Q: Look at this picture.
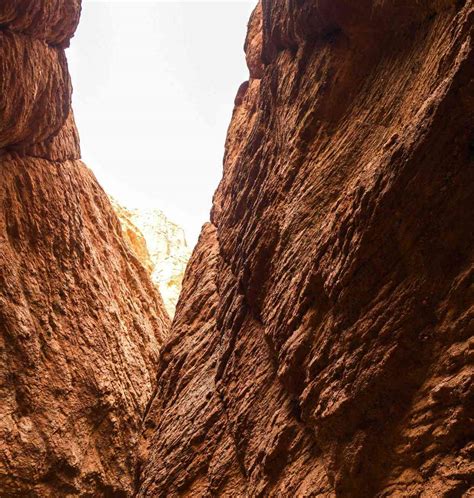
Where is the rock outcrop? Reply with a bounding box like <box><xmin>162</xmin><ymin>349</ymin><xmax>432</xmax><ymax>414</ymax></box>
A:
<box><xmin>0</xmin><ymin>2</ymin><xmax>169</xmax><ymax>496</ymax></box>
<box><xmin>112</xmin><ymin>200</ymin><xmax>191</xmax><ymax>318</ymax></box>
<box><xmin>138</xmin><ymin>1</ymin><xmax>473</xmax><ymax>497</ymax></box>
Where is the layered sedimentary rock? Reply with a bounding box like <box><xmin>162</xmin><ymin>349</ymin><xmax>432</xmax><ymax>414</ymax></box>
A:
<box><xmin>139</xmin><ymin>1</ymin><xmax>474</xmax><ymax>497</ymax></box>
<box><xmin>112</xmin><ymin>200</ymin><xmax>191</xmax><ymax>318</ymax></box>
<box><xmin>0</xmin><ymin>2</ymin><xmax>169</xmax><ymax>496</ymax></box>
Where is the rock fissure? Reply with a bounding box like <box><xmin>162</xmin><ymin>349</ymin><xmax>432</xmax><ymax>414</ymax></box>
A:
<box><xmin>1</xmin><ymin>0</ymin><xmax>473</xmax><ymax>496</ymax></box>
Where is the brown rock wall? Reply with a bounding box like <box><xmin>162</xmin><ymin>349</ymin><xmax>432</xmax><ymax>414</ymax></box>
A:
<box><xmin>1</xmin><ymin>0</ymin><xmax>472</xmax><ymax>495</ymax></box>
<box><xmin>0</xmin><ymin>1</ymin><xmax>170</xmax><ymax>495</ymax></box>
<box><xmin>0</xmin><ymin>0</ymin><xmax>81</xmax><ymax>47</ymax></box>
<box><xmin>139</xmin><ymin>1</ymin><xmax>473</xmax><ymax>496</ymax></box>
<box><xmin>0</xmin><ymin>31</ymin><xmax>72</xmax><ymax>150</ymax></box>
<box><xmin>0</xmin><ymin>157</ymin><xmax>169</xmax><ymax>496</ymax></box>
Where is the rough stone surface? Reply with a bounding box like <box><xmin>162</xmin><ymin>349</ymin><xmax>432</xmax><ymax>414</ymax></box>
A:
<box><xmin>0</xmin><ymin>32</ymin><xmax>72</xmax><ymax>151</ymax></box>
<box><xmin>138</xmin><ymin>224</ymin><xmax>249</xmax><ymax>497</ymax></box>
<box><xmin>0</xmin><ymin>2</ymin><xmax>169</xmax><ymax>496</ymax></box>
<box><xmin>112</xmin><ymin>200</ymin><xmax>191</xmax><ymax>318</ymax></box>
<box><xmin>0</xmin><ymin>0</ymin><xmax>81</xmax><ymax>47</ymax></box>
<box><xmin>139</xmin><ymin>1</ymin><xmax>474</xmax><ymax>497</ymax></box>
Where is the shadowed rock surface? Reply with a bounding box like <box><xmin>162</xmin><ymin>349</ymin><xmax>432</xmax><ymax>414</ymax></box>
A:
<box><xmin>138</xmin><ymin>1</ymin><xmax>473</xmax><ymax>496</ymax></box>
<box><xmin>0</xmin><ymin>2</ymin><xmax>169</xmax><ymax>496</ymax></box>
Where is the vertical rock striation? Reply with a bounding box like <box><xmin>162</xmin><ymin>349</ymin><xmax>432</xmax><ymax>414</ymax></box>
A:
<box><xmin>139</xmin><ymin>1</ymin><xmax>473</xmax><ymax>497</ymax></box>
<box><xmin>0</xmin><ymin>2</ymin><xmax>170</xmax><ymax>496</ymax></box>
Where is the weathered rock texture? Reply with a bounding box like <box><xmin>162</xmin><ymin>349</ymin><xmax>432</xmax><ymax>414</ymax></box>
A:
<box><xmin>0</xmin><ymin>2</ymin><xmax>169</xmax><ymax>496</ymax></box>
<box><xmin>138</xmin><ymin>1</ymin><xmax>474</xmax><ymax>497</ymax></box>
<box><xmin>112</xmin><ymin>200</ymin><xmax>191</xmax><ymax>318</ymax></box>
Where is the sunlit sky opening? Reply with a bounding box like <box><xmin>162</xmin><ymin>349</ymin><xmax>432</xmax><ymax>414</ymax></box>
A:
<box><xmin>68</xmin><ymin>0</ymin><xmax>256</xmax><ymax>247</ymax></box>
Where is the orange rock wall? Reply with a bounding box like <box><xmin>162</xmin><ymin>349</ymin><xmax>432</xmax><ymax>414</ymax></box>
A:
<box><xmin>0</xmin><ymin>2</ymin><xmax>170</xmax><ymax>495</ymax></box>
<box><xmin>138</xmin><ymin>1</ymin><xmax>473</xmax><ymax>496</ymax></box>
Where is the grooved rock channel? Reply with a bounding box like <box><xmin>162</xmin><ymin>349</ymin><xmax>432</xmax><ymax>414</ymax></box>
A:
<box><xmin>0</xmin><ymin>0</ymin><xmax>472</xmax><ymax>497</ymax></box>
<box><xmin>0</xmin><ymin>2</ymin><xmax>169</xmax><ymax>496</ymax></box>
<box><xmin>137</xmin><ymin>1</ymin><xmax>473</xmax><ymax>497</ymax></box>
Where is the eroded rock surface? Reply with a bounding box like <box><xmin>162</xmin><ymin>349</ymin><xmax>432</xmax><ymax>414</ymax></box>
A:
<box><xmin>0</xmin><ymin>2</ymin><xmax>169</xmax><ymax>496</ymax></box>
<box><xmin>138</xmin><ymin>1</ymin><xmax>474</xmax><ymax>496</ymax></box>
<box><xmin>0</xmin><ymin>0</ymin><xmax>81</xmax><ymax>47</ymax></box>
<box><xmin>112</xmin><ymin>200</ymin><xmax>191</xmax><ymax>318</ymax></box>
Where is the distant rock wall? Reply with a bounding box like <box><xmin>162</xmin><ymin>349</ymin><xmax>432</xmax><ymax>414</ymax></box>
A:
<box><xmin>138</xmin><ymin>1</ymin><xmax>474</xmax><ymax>496</ymax></box>
<box><xmin>0</xmin><ymin>2</ymin><xmax>170</xmax><ymax>495</ymax></box>
<box><xmin>112</xmin><ymin>200</ymin><xmax>191</xmax><ymax>318</ymax></box>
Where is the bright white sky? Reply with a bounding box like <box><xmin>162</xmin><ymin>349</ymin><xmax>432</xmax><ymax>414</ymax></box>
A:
<box><xmin>67</xmin><ymin>0</ymin><xmax>255</xmax><ymax>247</ymax></box>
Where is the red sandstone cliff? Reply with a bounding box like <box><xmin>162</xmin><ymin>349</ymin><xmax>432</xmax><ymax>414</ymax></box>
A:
<box><xmin>138</xmin><ymin>1</ymin><xmax>473</xmax><ymax>497</ymax></box>
<box><xmin>0</xmin><ymin>2</ymin><xmax>169</xmax><ymax>496</ymax></box>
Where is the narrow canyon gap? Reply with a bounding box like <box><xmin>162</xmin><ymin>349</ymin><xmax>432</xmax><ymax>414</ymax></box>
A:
<box><xmin>0</xmin><ymin>1</ymin><xmax>473</xmax><ymax>498</ymax></box>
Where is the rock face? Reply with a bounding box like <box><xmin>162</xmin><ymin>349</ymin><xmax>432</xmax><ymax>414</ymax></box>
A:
<box><xmin>138</xmin><ymin>1</ymin><xmax>473</xmax><ymax>497</ymax></box>
<box><xmin>112</xmin><ymin>200</ymin><xmax>191</xmax><ymax>318</ymax></box>
<box><xmin>0</xmin><ymin>2</ymin><xmax>169</xmax><ymax>496</ymax></box>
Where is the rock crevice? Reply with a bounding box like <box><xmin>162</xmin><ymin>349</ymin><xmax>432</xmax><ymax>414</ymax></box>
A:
<box><xmin>1</xmin><ymin>0</ymin><xmax>472</xmax><ymax>496</ymax></box>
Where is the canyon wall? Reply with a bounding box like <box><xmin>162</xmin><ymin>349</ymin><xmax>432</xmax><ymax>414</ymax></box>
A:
<box><xmin>0</xmin><ymin>2</ymin><xmax>170</xmax><ymax>496</ymax></box>
<box><xmin>138</xmin><ymin>1</ymin><xmax>473</xmax><ymax>497</ymax></box>
<box><xmin>112</xmin><ymin>200</ymin><xmax>191</xmax><ymax>318</ymax></box>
